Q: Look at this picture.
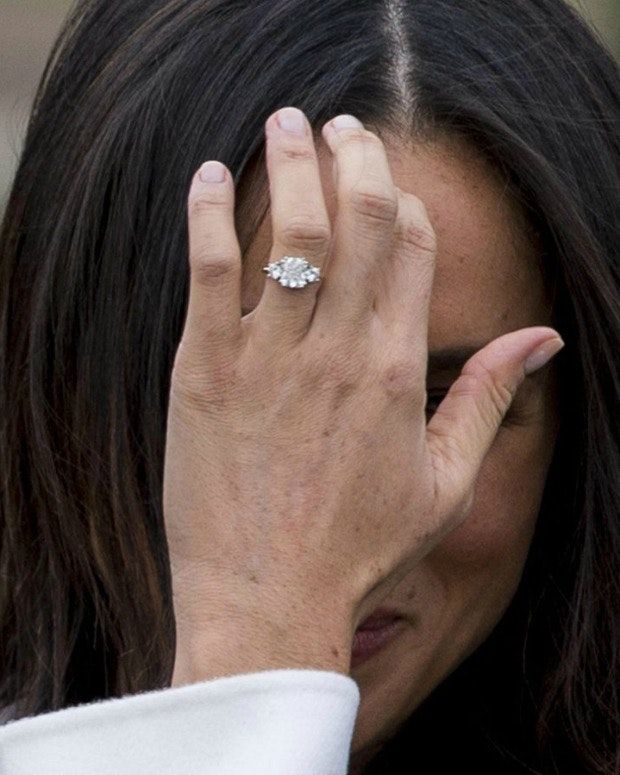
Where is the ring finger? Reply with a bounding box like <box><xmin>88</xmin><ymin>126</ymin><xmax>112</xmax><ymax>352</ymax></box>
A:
<box><xmin>252</xmin><ymin>107</ymin><xmax>332</xmax><ymax>347</ymax></box>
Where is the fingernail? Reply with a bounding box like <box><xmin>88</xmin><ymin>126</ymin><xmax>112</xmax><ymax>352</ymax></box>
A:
<box><xmin>331</xmin><ymin>114</ymin><xmax>364</xmax><ymax>131</ymax></box>
<box><xmin>199</xmin><ymin>161</ymin><xmax>227</xmax><ymax>183</ymax></box>
<box><xmin>276</xmin><ymin>107</ymin><xmax>307</xmax><ymax>134</ymax></box>
<box><xmin>524</xmin><ymin>337</ymin><xmax>565</xmax><ymax>376</ymax></box>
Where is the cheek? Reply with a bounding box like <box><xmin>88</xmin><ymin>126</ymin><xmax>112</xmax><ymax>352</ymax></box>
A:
<box><xmin>429</xmin><ymin>427</ymin><xmax>552</xmax><ymax>573</ymax></box>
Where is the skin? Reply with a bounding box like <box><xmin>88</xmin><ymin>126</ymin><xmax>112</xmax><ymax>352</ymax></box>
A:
<box><xmin>236</xmin><ymin>129</ymin><xmax>560</xmax><ymax>771</ymax></box>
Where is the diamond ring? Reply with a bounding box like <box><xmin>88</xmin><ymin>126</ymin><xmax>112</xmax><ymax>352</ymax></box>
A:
<box><xmin>262</xmin><ymin>256</ymin><xmax>322</xmax><ymax>289</ymax></box>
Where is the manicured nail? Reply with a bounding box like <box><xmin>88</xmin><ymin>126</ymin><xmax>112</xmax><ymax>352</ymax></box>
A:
<box><xmin>524</xmin><ymin>337</ymin><xmax>565</xmax><ymax>376</ymax></box>
<box><xmin>276</xmin><ymin>107</ymin><xmax>307</xmax><ymax>134</ymax></box>
<box><xmin>331</xmin><ymin>114</ymin><xmax>364</xmax><ymax>131</ymax></box>
<box><xmin>199</xmin><ymin>161</ymin><xmax>227</xmax><ymax>183</ymax></box>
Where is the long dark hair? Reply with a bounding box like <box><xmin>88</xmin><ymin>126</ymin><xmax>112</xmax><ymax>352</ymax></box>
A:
<box><xmin>0</xmin><ymin>0</ymin><xmax>618</xmax><ymax>772</ymax></box>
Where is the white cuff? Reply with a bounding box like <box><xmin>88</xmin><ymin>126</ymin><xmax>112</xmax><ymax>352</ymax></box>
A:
<box><xmin>0</xmin><ymin>668</ymin><xmax>361</xmax><ymax>774</ymax></box>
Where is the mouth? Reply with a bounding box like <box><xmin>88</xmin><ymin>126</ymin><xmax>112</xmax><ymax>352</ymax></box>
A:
<box><xmin>351</xmin><ymin>609</ymin><xmax>405</xmax><ymax>668</ymax></box>
<box><xmin>356</xmin><ymin>607</ymin><xmax>403</xmax><ymax>631</ymax></box>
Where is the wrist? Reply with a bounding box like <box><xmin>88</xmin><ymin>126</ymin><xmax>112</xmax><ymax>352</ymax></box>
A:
<box><xmin>171</xmin><ymin>612</ymin><xmax>353</xmax><ymax>687</ymax></box>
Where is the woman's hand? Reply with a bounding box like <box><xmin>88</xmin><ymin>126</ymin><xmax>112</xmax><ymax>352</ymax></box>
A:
<box><xmin>164</xmin><ymin>108</ymin><xmax>563</xmax><ymax>686</ymax></box>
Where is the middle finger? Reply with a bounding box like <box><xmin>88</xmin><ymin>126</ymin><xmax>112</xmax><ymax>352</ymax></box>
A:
<box><xmin>252</xmin><ymin>107</ymin><xmax>332</xmax><ymax>347</ymax></box>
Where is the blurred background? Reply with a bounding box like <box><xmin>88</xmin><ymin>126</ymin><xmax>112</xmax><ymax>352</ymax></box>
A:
<box><xmin>1</xmin><ymin>0</ymin><xmax>619</xmax><ymax>215</ymax></box>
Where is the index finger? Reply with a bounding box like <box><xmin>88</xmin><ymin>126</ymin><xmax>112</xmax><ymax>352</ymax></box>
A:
<box><xmin>180</xmin><ymin>161</ymin><xmax>243</xmax><ymax>372</ymax></box>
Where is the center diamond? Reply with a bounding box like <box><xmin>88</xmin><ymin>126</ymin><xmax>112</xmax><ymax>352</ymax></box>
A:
<box><xmin>281</xmin><ymin>256</ymin><xmax>308</xmax><ymax>284</ymax></box>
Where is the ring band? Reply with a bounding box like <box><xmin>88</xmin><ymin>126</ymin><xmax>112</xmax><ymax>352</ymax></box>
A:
<box><xmin>262</xmin><ymin>256</ymin><xmax>322</xmax><ymax>288</ymax></box>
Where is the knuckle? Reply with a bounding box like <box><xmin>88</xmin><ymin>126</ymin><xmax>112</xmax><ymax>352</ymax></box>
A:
<box><xmin>378</xmin><ymin>356</ymin><xmax>420</xmax><ymax>399</ymax></box>
<box><xmin>361</xmin><ymin>129</ymin><xmax>386</xmax><ymax>146</ymax></box>
<box><xmin>349</xmin><ymin>184</ymin><xmax>398</xmax><ymax>224</ymax></box>
<box><xmin>279</xmin><ymin>216</ymin><xmax>332</xmax><ymax>252</ymax></box>
<box><xmin>277</xmin><ymin>144</ymin><xmax>317</xmax><ymax>164</ymax></box>
<box><xmin>396</xmin><ymin>218</ymin><xmax>437</xmax><ymax>257</ymax></box>
<box><xmin>171</xmin><ymin>351</ymin><xmax>239</xmax><ymax>411</ymax></box>
<box><xmin>322</xmin><ymin>356</ymin><xmax>356</xmax><ymax>386</ymax></box>
<box><xmin>188</xmin><ymin>193</ymin><xmax>229</xmax><ymax>216</ymax></box>
<box><xmin>169</xmin><ymin>363</ymin><xmax>208</xmax><ymax>410</ymax></box>
<box><xmin>301</xmin><ymin>349</ymin><xmax>359</xmax><ymax>398</ymax></box>
<box><xmin>336</xmin><ymin>127</ymin><xmax>368</xmax><ymax>146</ymax></box>
<box><xmin>460</xmin><ymin>362</ymin><xmax>514</xmax><ymax>425</ymax></box>
<box><xmin>323</xmin><ymin>361</ymin><xmax>354</xmax><ymax>387</ymax></box>
<box><xmin>191</xmin><ymin>249</ymin><xmax>239</xmax><ymax>282</ymax></box>
<box><xmin>339</xmin><ymin>128</ymin><xmax>383</xmax><ymax>148</ymax></box>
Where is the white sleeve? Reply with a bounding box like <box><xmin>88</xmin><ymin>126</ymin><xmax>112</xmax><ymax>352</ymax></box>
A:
<box><xmin>0</xmin><ymin>668</ymin><xmax>361</xmax><ymax>775</ymax></box>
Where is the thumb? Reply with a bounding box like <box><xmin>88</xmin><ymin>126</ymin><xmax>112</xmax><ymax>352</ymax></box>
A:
<box><xmin>426</xmin><ymin>326</ymin><xmax>564</xmax><ymax>517</ymax></box>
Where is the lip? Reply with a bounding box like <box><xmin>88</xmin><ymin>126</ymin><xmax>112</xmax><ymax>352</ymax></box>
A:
<box><xmin>356</xmin><ymin>607</ymin><xmax>403</xmax><ymax>631</ymax></box>
<box><xmin>351</xmin><ymin>617</ymin><xmax>404</xmax><ymax>668</ymax></box>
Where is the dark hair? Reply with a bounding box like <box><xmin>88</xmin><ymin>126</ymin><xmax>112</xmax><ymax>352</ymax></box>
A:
<box><xmin>0</xmin><ymin>0</ymin><xmax>618</xmax><ymax>772</ymax></box>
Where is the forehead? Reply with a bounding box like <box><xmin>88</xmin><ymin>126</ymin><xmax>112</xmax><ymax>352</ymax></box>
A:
<box><xmin>240</xmin><ymin>131</ymin><xmax>552</xmax><ymax>345</ymax></box>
